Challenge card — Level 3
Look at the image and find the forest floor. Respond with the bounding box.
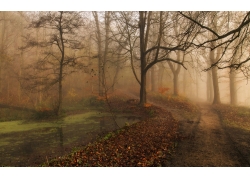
[166,103,250,166]
[41,91,250,167]
[145,93,250,167]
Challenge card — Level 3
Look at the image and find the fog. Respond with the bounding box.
[1,11,250,167]
[0,12,249,109]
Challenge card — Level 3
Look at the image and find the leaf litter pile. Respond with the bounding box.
[46,95,179,167]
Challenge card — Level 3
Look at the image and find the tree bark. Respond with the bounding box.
[57,12,65,115]
[102,12,111,95]
[147,68,151,91]
[173,72,179,96]
[19,17,24,103]
[93,12,111,97]
[196,70,199,99]
[127,12,187,105]
[158,64,164,89]
[139,11,148,105]
[206,70,213,103]
[92,12,104,96]
[0,12,6,94]
[230,69,237,105]
[210,45,221,104]
[151,65,157,92]
[210,13,221,105]
[183,67,187,96]
[211,67,220,104]
[111,53,121,92]
[168,51,183,96]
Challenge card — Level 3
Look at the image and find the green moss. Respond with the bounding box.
[0,111,111,135]
[0,120,57,134]
[0,137,12,147]
[103,132,115,140]
[63,111,111,124]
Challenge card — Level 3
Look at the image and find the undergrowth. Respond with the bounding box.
[147,92,200,119]
[213,104,250,131]
[0,108,33,122]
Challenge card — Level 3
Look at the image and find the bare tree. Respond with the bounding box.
[181,12,233,104]
[180,11,250,104]
[112,11,200,105]
[167,51,184,96]
[180,11,250,72]
[22,11,85,115]
[92,11,113,96]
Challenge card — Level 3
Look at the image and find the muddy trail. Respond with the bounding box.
[167,103,250,167]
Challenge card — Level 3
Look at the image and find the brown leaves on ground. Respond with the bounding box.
[107,95,159,118]
[213,104,250,131]
[46,102,179,167]
[147,92,199,114]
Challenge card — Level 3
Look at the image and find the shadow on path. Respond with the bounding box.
[169,103,249,167]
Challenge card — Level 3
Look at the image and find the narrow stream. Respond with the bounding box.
[0,111,141,166]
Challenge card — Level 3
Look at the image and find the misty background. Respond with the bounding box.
[0,12,249,114]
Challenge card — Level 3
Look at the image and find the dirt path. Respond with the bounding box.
[117,91,249,166]
[169,103,249,167]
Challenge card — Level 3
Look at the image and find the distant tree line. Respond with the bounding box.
[0,11,249,115]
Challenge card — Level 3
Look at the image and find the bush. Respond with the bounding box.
[34,107,56,120]
[0,108,33,122]
[77,96,104,107]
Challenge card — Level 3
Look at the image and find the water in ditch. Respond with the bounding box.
[0,111,141,166]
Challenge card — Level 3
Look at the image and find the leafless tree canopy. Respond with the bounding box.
[1,11,250,112]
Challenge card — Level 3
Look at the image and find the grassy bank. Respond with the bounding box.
[147,92,200,120]
[213,104,250,131]
[43,103,178,167]
[41,92,200,167]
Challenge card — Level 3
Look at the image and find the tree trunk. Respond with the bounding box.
[210,46,221,104]
[183,67,187,96]
[92,12,104,96]
[209,12,221,105]
[211,66,220,104]
[158,64,164,89]
[151,65,157,92]
[102,12,110,95]
[57,76,63,115]
[7,78,9,103]
[147,68,151,91]
[168,51,182,96]
[19,20,24,103]
[140,71,147,105]
[173,72,179,96]
[230,69,237,105]
[206,70,213,103]
[111,47,123,92]
[0,12,6,94]
[111,61,120,92]
[139,11,147,105]
[56,12,65,116]
[196,70,199,99]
